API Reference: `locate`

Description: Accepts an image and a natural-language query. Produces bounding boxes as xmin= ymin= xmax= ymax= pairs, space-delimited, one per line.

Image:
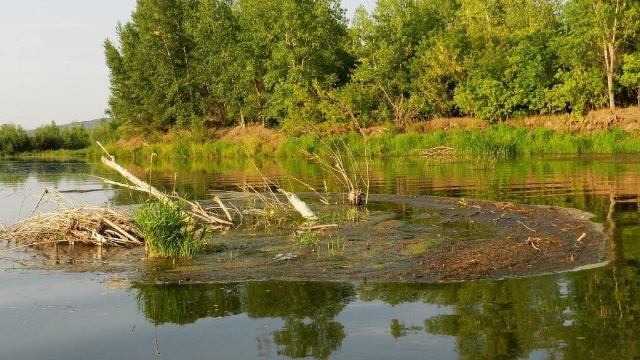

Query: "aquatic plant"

xmin=134 ymin=200 xmax=206 ymax=258
xmin=327 ymin=235 xmax=346 ymax=256
xmin=295 ymin=231 xmax=319 ymax=248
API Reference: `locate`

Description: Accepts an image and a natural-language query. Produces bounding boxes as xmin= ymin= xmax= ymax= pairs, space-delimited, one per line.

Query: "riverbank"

xmin=100 ymin=129 xmax=640 ymax=163
xmin=88 ymin=108 xmax=640 ymax=161
xmin=6 ymin=148 xmax=88 ymax=161
xmin=11 ymin=108 xmax=640 ymax=162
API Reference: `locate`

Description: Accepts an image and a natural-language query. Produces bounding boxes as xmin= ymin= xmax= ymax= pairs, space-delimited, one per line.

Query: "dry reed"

xmin=0 ymin=189 xmax=143 ymax=249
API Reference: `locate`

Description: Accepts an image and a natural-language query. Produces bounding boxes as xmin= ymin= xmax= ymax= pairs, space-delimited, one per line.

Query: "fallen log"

xmin=97 ymin=142 xmax=232 ymax=228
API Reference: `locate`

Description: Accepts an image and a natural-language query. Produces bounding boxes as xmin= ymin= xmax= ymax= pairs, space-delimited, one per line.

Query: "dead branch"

xmin=98 ymin=144 xmax=232 ymax=227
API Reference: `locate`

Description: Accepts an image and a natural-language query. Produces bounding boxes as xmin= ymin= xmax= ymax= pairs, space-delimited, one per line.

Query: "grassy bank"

xmin=89 ymin=125 xmax=640 ymax=162
xmin=5 ymin=148 xmax=89 ymax=161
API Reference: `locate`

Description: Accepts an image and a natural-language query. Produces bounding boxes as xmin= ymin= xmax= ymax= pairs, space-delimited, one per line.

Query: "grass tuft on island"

xmin=134 ymin=200 xmax=207 ymax=258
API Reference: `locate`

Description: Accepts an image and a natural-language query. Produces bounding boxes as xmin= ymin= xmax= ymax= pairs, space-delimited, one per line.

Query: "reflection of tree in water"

xmin=360 ymin=280 xmax=563 ymax=359
xmin=0 ymin=161 xmax=30 ymax=185
xmin=0 ymin=161 xmax=92 ymax=187
xmin=389 ymin=319 xmax=423 ymax=339
xmin=31 ymin=161 xmax=91 ymax=187
xmin=562 ymin=264 xmax=640 ymax=359
xmin=134 ymin=281 xmax=355 ymax=359
xmin=359 ymin=263 xmax=640 ymax=359
xmin=272 ymin=318 xmax=345 ymax=359
xmin=133 ymin=283 xmax=243 ymax=325
xmin=243 ymin=282 xmax=354 ymax=359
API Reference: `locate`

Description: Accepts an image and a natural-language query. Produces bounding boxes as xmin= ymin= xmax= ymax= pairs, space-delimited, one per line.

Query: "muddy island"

xmin=3 ymin=194 xmax=610 ymax=284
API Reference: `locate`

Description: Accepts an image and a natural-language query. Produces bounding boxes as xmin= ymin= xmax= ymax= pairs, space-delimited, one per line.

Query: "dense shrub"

xmin=31 ymin=121 xmax=64 ymax=151
xmin=0 ymin=124 xmax=30 ymax=154
xmin=61 ymin=125 xmax=90 ymax=150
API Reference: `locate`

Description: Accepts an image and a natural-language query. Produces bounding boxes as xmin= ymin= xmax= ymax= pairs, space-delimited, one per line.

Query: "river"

xmin=0 ymin=155 xmax=639 ymax=359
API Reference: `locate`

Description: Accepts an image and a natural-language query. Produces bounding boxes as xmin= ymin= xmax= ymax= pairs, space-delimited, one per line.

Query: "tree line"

xmin=0 ymin=122 xmax=91 ymax=155
xmin=105 ymin=0 xmax=640 ymax=133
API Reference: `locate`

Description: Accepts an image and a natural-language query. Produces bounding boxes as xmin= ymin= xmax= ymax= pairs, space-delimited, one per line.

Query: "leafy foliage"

xmin=0 ymin=121 xmax=95 ymax=155
xmin=103 ymin=0 xmax=640 ymax=132
xmin=61 ymin=125 xmax=91 ymax=150
xmin=31 ymin=121 xmax=64 ymax=151
xmin=0 ymin=124 xmax=30 ymax=155
xmin=621 ymin=53 xmax=640 ymax=105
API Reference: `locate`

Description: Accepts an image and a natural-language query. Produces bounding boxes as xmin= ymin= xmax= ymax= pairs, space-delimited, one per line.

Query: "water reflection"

xmin=131 ymin=262 xmax=640 ymax=359
xmin=134 ymin=282 xmax=355 ymax=359
xmin=2 ymin=155 xmax=640 ymax=213
xmin=0 ymin=160 xmax=91 ymax=188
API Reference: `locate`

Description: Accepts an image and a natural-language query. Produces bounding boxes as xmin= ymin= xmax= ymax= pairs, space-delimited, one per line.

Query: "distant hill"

xmin=58 ymin=118 xmax=108 ymax=131
xmin=27 ymin=118 xmax=109 ymax=135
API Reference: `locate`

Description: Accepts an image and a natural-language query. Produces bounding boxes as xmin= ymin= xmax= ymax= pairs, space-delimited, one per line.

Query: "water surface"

xmin=1 ymin=156 xmax=639 ymax=359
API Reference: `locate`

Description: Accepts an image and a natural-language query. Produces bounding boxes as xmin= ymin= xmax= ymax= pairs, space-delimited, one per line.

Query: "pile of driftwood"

xmin=422 ymin=146 xmax=455 ymax=158
xmin=0 ymin=193 xmax=143 ymax=248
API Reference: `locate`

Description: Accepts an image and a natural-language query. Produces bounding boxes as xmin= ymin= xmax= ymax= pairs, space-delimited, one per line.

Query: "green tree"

xmin=348 ymin=0 xmax=457 ymax=125
xmin=235 ymin=0 xmax=352 ymax=128
xmin=561 ymin=0 xmax=640 ymax=112
xmin=0 ymin=124 xmax=30 ymax=155
xmin=61 ymin=125 xmax=90 ymax=150
xmin=90 ymin=119 xmax=118 ymax=144
xmin=32 ymin=121 xmax=63 ymax=151
xmin=187 ymin=0 xmax=244 ymax=127
xmin=105 ymin=0 xmax=201 ymax=131
xmin=621 ymin=53 xmax=640 ymax=106
xmin=453 ymin=0 xmax=561 ymax=121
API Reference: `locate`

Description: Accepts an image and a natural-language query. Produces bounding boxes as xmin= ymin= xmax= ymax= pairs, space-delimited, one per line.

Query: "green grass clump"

xmin=134 ymin=200 xmax=205 ymax=258
xmin=295 ymin=231 xmax=319 ymax=247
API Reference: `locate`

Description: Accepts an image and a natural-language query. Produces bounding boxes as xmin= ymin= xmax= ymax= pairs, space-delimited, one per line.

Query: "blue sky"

xmin=0 ymin=0 xmax=374 ymax=128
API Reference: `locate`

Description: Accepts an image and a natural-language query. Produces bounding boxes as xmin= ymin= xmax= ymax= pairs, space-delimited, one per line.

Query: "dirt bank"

xmin=3 ymin=194 xmax=610 ymax=283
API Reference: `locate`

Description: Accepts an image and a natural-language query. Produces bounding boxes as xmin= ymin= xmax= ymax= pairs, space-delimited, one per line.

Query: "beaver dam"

xmin=0 ymin=190 xmax=609 ymax=283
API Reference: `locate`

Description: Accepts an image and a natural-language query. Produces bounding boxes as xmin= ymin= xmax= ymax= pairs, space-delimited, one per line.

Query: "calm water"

xmin=1 ymin=156 xmax=640 ymax=359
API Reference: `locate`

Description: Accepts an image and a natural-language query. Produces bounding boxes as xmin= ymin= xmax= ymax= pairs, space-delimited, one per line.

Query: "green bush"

xmin=134 ymin=200 xmax=205 ymax=258
xmin=32 ymin=121 xmax=64 ymax=151
xmin=90 ymin=120 xmax=117 ymax=144
xmin=0 ymin=124 xmax=30 ymax=155
xmin=61 ymin=125 xmax=90 ymax=150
